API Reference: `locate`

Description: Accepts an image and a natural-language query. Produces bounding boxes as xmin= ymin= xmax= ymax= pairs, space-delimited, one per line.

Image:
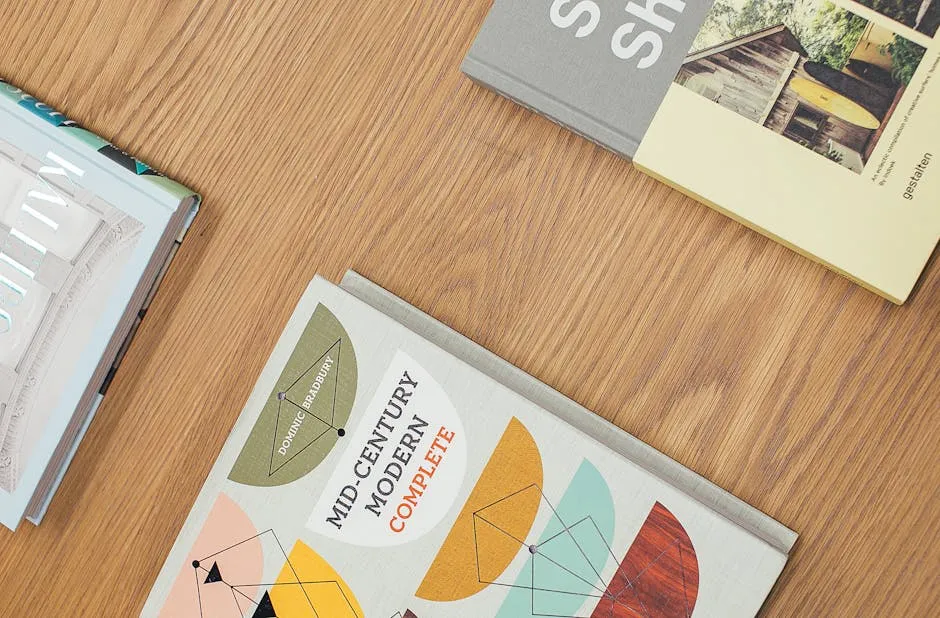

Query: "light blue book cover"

xmin=0 ymin=80 xmax=199 ymax=530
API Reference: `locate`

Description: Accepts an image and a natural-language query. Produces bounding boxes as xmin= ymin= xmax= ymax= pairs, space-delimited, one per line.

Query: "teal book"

xmin=0 ymin=79 xmax=200 ymax=530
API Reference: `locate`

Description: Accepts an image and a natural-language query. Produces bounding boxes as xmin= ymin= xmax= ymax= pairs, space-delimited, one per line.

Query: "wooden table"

xmin=1 ymin=2 xmax=937 ymax=616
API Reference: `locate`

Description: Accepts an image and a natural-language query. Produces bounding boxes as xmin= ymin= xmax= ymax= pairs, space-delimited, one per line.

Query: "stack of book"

xmin=0 ymin=80 xmax=199 ymax=530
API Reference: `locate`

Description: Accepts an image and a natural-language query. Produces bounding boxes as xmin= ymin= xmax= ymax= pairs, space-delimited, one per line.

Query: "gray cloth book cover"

xmin=463 ymin=0 xmax=940 ymax=304
xmin=142 ymin=272 xmax=795 ymax=618
xmin=462 ymin=0 xmax=715 ymax=158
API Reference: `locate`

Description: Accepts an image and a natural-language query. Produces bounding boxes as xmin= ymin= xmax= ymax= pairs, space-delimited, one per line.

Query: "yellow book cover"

xmin=634 ymin=0 xmax=940 ymax=303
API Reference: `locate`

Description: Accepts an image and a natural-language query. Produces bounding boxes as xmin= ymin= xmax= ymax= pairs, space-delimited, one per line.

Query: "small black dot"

xmin=528 ymin=545 xmax=538 ymax=555
xmin=277 ymin=392 xmax=286 ymax=400
xmin=192 ymin=560 xmax=200 ymax=568
xmin=337 ymin=428 xmax=346 ymax=437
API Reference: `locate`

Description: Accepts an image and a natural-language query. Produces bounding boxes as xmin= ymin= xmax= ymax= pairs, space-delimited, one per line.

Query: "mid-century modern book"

xmin=464 ymin=0 xmax=940 ymax=303
xmin=142 ymin=271 xmax=796 ymax=617
xmin=0 ymin=80 xmax=199 ymax=530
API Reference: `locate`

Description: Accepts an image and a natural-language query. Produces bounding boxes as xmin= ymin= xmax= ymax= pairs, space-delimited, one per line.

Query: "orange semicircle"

xmin=416 ymin=417 xmax=543 ymax=602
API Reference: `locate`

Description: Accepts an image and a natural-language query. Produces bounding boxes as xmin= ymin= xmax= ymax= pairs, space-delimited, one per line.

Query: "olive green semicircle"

xmin=229 ymin=303 xmax=357 ymax=486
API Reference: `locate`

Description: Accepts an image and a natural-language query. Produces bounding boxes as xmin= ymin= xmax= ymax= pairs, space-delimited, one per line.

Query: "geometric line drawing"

xmin=268 ymin=539 xmax=364 ymax=617
xmin=487 ymin=462 xmax=699 ymax=618
xmin=416 ymin=417 xmax=543 ymax=602
xmin=268 ymin=338 xmax=343 ymax=477
xmin=480 ymin=483 xmax=621 ymax=617
xmin=493 ymin=458 xmax=616 ymax=618
xmin=189 ymin=529 xmax=362 ymax=618
xmin=230 ymin=303 xmax=358 ymax=487
xmin=159 ymin=493 xmax=263 ymax=618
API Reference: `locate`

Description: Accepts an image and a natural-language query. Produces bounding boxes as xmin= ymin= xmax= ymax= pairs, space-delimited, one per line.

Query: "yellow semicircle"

xmin=790 ymin=77 xmax=880 ymax=130
xmin=416 ymin=417 xmax=543 ymax=602
xmin=270 ymin=540 xmax=365 ymax=618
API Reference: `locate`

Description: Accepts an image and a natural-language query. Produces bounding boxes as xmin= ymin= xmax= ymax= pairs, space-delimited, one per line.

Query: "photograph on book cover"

xmin=851 ymin=0 xmax=939 ymax=37
xmin=675 ymin=0 xmax=929 ymax=174
xmin=0 ymin=138 xmax=143 ymax=494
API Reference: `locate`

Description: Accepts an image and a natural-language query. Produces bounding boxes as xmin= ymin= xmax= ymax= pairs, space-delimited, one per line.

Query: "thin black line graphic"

xmin=269 ymin=426 xmax=334 ymax=476
xmin=474 ymin=483 xmax=541 ymax=514
xmin=194 ymin=567 xmax=204 ymax=618
xmin=539 ymin=516 xmax=592 ymax=546
xmin=284 ymin=339 xmax=339 ymax=392
xmin=331 ymin=338 xmax=341 ymax=425
xmin=532 ymin=544 xmax=536 ymax=613
xmin=282 ymin=397 xmax=335 ymax=428
xmin=266 ymin=338 xmax=343 ymax=477
xmin=199 ymin=529 xmax=271 ymax=562
xmin=473 ymin=514 xmax=482 ymax=582
xmin=539 ymin=487 xmax=606 ymax=589
xmin=470 ymin=483 xmax=647 ymax=618
xmin=470 ymin=486 xmax=697 ymax=618
xmin=268 ymin=402 xmax=280 ymax=477
xmin=679 ymin=542 xmax=691 ymax=618
xmin=229 ymin=587 xmax=242 ymax=615
xmin=273 ymin=530 xmax=320 ymax=618
xmin=475 ymin=513 xmax=528 ymax=545
xmin=231 ymin=579 xmax=344 ymax=589
xmin=191 ymin=527 xmax=362 ymax=618
xmin=475 ymin=581 xmax=606 ymax=599
xmin=231 ymin=586 xmax=257 ymax=607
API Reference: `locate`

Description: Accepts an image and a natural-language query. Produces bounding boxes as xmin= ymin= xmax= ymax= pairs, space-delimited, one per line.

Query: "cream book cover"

xmin=463 ymin=1 xmax=939 ymax=303
xmin=142 ymin=274 xmax=795 ymax=618
xmin=634 ymin=1 xmax=940 ymax=304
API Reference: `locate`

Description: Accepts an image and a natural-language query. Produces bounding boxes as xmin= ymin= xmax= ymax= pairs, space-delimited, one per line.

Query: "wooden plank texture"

xmin=0 ymin=1 xmax=937 ymax=616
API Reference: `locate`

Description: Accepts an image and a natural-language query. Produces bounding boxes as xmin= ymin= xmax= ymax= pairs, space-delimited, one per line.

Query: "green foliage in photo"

xmin=694 ymin=0 xmax=868 ymax=70
xmin=881 ymin=36 xmax=927 ymax=85
xmin=854 ymin=0 xmax=939 ymax=36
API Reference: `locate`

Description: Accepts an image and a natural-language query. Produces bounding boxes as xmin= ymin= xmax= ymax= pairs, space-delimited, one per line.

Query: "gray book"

xmin=142 ymin=271 xmax=795 ymax=618
xmin=462 ymin=0 xmax=714 ymax=158
xmin=463 ymin=1 xmax=940 ymax=304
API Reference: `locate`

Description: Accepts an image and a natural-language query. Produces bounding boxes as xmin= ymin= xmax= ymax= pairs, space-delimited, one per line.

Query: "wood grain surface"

xmin=0 ymin=1 xmax=937 ymax=616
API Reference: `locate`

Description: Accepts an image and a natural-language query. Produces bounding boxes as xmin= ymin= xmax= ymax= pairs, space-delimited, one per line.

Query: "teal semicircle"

xmin=495 ymin=459 xmax=615 ymax=618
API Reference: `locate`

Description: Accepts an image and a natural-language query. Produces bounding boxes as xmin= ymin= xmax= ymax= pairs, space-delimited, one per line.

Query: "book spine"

xmin=0 ymin=79 xmax=200 ymax=205
xmin=460 ymin=56 xmax=641 ymax=159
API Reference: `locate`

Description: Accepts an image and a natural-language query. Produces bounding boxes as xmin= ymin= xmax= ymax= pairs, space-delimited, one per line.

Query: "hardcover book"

xmin=142 ymin=271 xmax=796 ymax=618
xmin=463 ymin=0 xmax=940 ymax=303
xmin=0 ymin=80 xmax=200 ymax=530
